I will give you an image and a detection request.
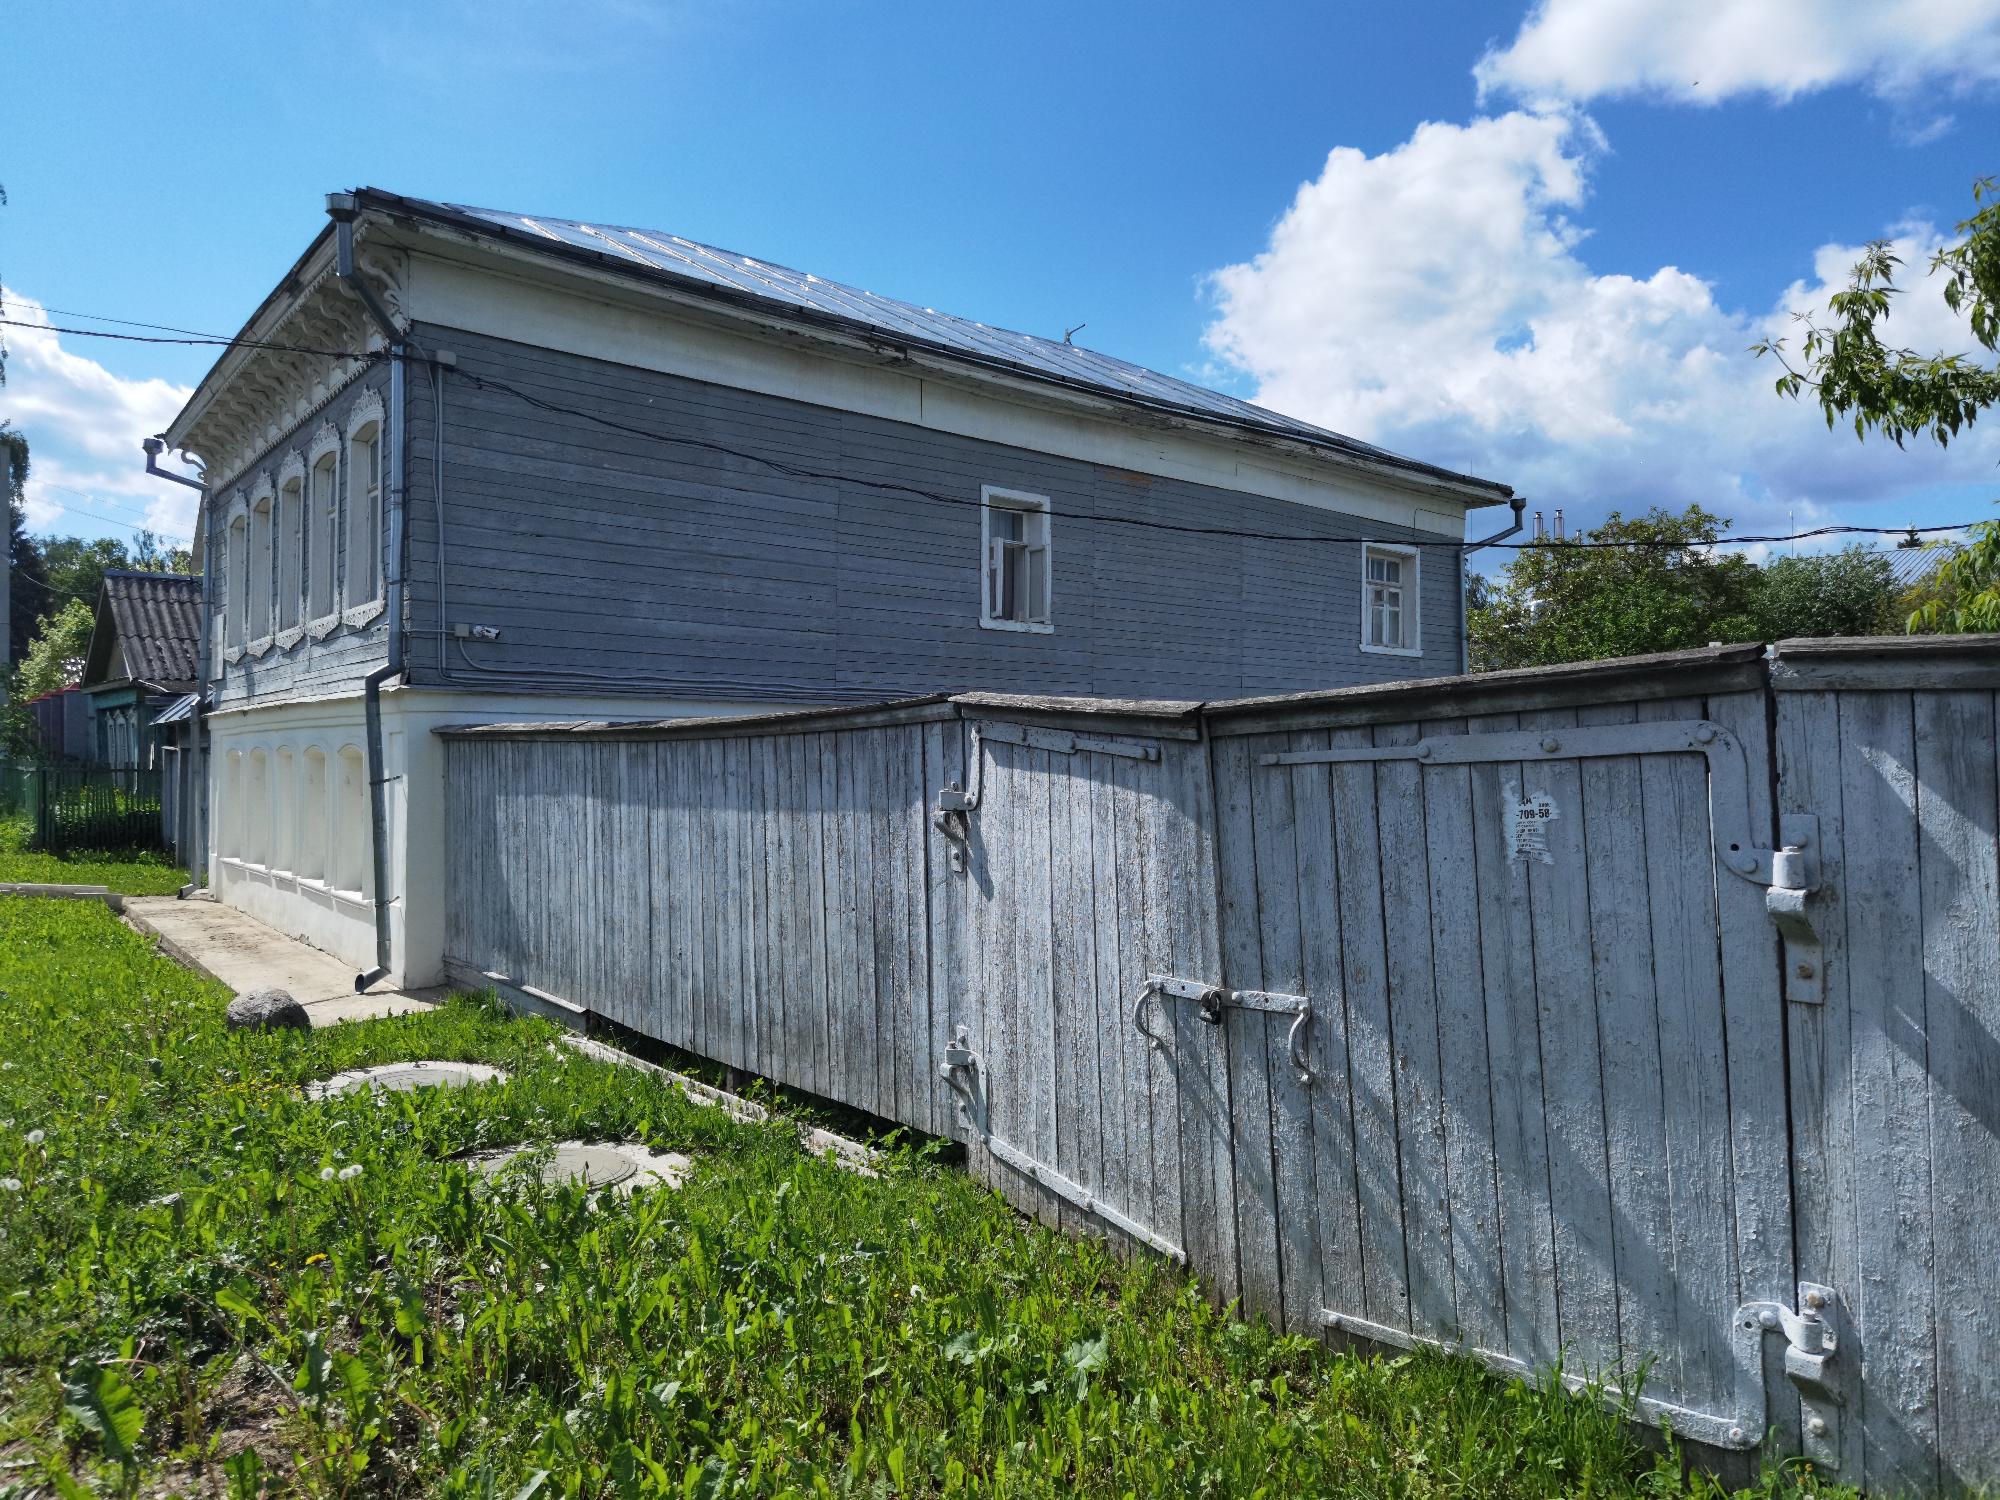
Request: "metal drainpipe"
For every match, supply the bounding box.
[141,438,206,896]
[1459,496,1526,674]
[327,193,407,992]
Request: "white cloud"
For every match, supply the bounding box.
[1,296,198,540]
[1476,0,2000,106]
[1203,110,2000,538]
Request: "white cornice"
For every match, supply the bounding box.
[166,228,406,493]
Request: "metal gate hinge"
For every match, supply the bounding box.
[1765,814,1825,1005]
[1135,974,1313,1081]
[1738,1281,1842,1468]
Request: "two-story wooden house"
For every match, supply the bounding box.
[158,188,1513,987]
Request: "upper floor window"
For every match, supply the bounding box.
[225,513,248,650]
[981,486,1052,632]
[248,489,273,642]
[277,471,304,631]
[1360,544,1420,656]
[308,445,339,621]
[344,396,384,609]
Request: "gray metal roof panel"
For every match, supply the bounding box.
[96,572,202,691]
[361,190,1508,497]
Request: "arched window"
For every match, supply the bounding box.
[245,749,269,866]
[225,513,248,649]
[273,747,296,874]
[299,748,328,882]
[278,461,304,632]
[248,486,274,642]
[308,438,340,622]
[345,396,384,608]
[334,746,368,895]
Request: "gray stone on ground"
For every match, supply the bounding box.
[225,988,310,1032]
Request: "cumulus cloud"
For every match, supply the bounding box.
[1476,0,2000,106]
[1203,110,2000,535]
[1,296,198,539]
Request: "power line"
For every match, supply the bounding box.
[24,304,229,340]
[6,311,1993,553]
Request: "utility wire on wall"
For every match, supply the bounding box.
[5,312,1988,553]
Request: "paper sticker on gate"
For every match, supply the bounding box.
[1504,783,1558,866]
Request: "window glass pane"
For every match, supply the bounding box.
[1027,546,1048,621]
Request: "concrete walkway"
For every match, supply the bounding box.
[124,897,440,1028]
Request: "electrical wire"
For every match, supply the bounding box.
[6,312,1991,553]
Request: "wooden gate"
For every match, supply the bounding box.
[1207,694,1808,1455]
[945,715,1241,1295]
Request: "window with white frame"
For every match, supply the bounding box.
[981,486,1052,631]
[225,513,248,649]
[344,407,382,608]
[248,490,273,642]
[308,445,339,621]
[1360,544,1419,655]
[277,468,304,631]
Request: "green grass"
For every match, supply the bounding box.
[0,816,187,896]
[0,897,1857,1498]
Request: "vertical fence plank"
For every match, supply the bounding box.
[1518,706,1620,1377]
[1373,718,1452,1344]
[1914,690,2000,1490]
[1837,690,1942,1495]
[1214,731,1284,1319]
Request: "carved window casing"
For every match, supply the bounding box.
[307,428,341,625]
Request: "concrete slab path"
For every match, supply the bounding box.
[124,897,440,1028]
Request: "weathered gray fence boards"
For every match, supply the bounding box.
[1772,645,2000,1496]
[441,638,2000,1496]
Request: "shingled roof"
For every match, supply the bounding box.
[83,571,202,693]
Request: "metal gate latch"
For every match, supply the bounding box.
[1133,974,1313,1082]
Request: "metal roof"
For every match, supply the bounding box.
[361,189,1510,499]
[84,571,202,692]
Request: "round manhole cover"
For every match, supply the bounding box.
[307,1061,507,1100]
[476,1143,638,1191]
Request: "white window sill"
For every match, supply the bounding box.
[275,626,305,650]
[980,617,1055,635]
[306,614,341,642]
[223,645,245,664]
[246,636,275,659]
[342,599,386,627]
[1359,642,1422,658]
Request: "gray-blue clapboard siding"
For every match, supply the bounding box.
[397,325,1466,703]
[439,639,2000,1496]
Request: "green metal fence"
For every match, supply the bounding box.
[27,764,167,854]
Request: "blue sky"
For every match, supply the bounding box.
[4,0,1998,556]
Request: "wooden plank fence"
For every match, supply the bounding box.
[439,638,2000,1495]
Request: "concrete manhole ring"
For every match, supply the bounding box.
[467,1139,692,1195]
[306,1061,508,1100]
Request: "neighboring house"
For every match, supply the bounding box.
[78,570,203,859]
[158,187,1514,986]
[80,570,201,770]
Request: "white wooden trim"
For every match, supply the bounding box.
[1358,542,1422,657]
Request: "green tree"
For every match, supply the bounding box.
[1754,174,2000,633]
[38,534,134,609]
[1468,505,1761,671]
[1752,545,1901,640]
[4,423,47,665]
[11,596,95,700]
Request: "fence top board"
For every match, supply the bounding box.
[434,695,958,742]
[1200,643,1769,736]
[1768,634,2000,692]
[431,636,1998,748]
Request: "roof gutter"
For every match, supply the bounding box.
[328,192,408,993]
